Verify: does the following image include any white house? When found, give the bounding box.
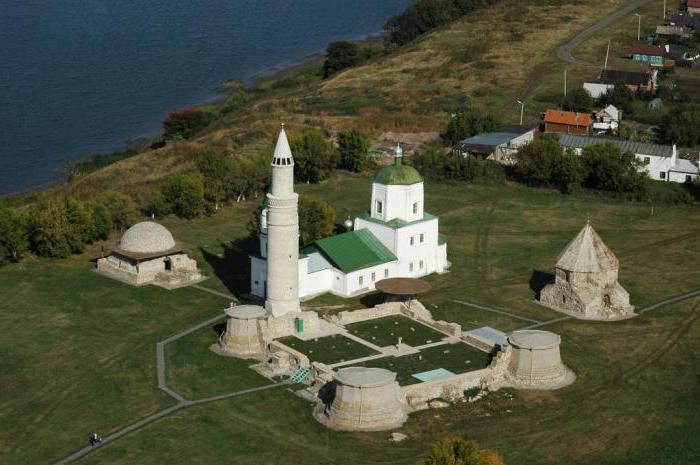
[593,105,620,132]
[250,144,449,300]
[554,134,700,183]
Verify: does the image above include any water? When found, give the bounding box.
[0,0,413,197]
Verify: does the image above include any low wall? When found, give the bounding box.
[312,362,336,384]
[268,340,310,368]
[400,302,462,338]
[330,302,401,326]
[462,333,494,352]
[402,368,491,409]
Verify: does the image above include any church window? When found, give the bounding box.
[384,269,389,278]
[410,236,415,246]
[420,233,424,243]
[660,171,666,179]
[413,202,418,214]
[359,275,364,286]
[376,200,383,214]
[409,263,414,272]
[643,157,650,165]
[419,260,424,269]
[371,272,376,282]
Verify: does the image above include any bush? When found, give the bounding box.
[289,131,339,183]
[425,437,505,465]
[561,87,594,113]
[516,139,583,193]
[100,192,138,231]
[162,173,206,219]
[580,143,647,196]
[323,41,360,78]
[337,129,375,172]
[409,148,505,183]
[162,108,212,141]
[659,104,700,147]
[298,197,336,247]
[139,189,172,219]
[0,207,29,264]
[441,108,501,146]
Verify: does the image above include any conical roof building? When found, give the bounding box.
[540,223,634,320]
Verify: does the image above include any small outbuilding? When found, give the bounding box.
[316,367,407,431]
[540,223,635,320]
[506,330,567,387]
[219,304,267,357]
[97,221,203,288]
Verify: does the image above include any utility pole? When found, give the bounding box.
[663,0,666,20]
[564,68,567,96]
[635,13,642,41]
[517,100,524,125]
[604,40,611,69]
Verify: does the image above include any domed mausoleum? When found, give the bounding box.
[97,221,203,288]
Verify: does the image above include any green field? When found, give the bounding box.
[358,343,490,386]
[277,334,378,365]
[1,171,699,465]
[345,315,447,347]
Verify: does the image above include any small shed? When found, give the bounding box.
[506,330,565,385]
[219,304,267,356]
[318,367,407,431]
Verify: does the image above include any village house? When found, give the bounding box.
[655,24,693,40]
[688,0,700,16]
[583,69,658,99]
[453,124,539,162]
[543,110,592,135]
[630,43,668,67]
[552,134,700,183]
[593,105,620,132]
[669,11,700,29]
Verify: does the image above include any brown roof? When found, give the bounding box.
[543,110,593,127]
[688,0,700,7]
[631,43,665,56]
[375,278,431,295]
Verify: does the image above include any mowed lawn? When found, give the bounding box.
[0,172,699,465]
[345,315,447,347]
[277,334,378,365]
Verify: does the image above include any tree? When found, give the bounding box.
[337,129,374,172]
[290,131,339,183]
[139,189,172,219]
[323,41,360,78]
[516,139,583,193]
[561,87,594,113]
[196,149,232,210]
[580,142,647,195]
[162,173,206,219]
[408,148,505,183]
[29,200,73,258]
[599,82,635,114]
[0,207,29,264]
[162,108,212,141]
[659,104,700,147]
[425,437,505,465]
[298,197,336,247]
[100,192,138,231]
[441,109,501,146]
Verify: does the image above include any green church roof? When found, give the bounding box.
[304,229,396,273]
[373,158,423,185]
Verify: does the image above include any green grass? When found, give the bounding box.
[277,334,378,365]
[2,173,699,465]
[345,315,447,348]
[165,326,270,399]
[358,343,490,386]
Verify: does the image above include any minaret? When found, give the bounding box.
[264,126,300,317]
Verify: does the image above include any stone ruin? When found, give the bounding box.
[540,223,635,320]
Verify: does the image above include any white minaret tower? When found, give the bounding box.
[264,126,300,317]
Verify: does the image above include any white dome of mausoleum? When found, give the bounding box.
[119,221,176,253]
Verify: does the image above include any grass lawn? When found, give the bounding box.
[358,343,490,386]
[165,326,270,399]
[345,315,448,348]
[2,171,699,465]
[277,334,378,365]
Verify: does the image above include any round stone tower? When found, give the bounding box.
[264,127,300,317]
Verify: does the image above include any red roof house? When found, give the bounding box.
[543,110,593,134]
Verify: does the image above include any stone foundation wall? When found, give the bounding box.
[329,303,401,326]
[402,368,491,409]
[268,340,310,368]
[401,301,461,338]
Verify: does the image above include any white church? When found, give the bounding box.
[250,129,449,301]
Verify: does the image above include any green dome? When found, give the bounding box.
[373,160,423,185]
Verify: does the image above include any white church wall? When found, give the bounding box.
[372,183,424,223]
[353,221,397,255]
[299,267,333,298]
[394,218,441,274]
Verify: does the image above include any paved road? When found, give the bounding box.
[557,0,656,65]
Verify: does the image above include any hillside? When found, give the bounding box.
[39,0,660,201]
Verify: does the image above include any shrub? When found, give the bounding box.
[0,207,29,264]
[289,131,339,183]
[580,143,647,195]
[424,437,505,465]
[441,108,501,146]
[323,41,360,78]
[139,189,172,219]
[659,104,700,147]
[409,148,505,183]
[162,173,206,219]
[162,108,212,141]
[100,192,138,231]
[561,87,594,113]
[337,129,374,172]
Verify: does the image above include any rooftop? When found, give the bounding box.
[599,69,653,85]
[556,223,619,273]
[304,229,396,273]
[457,132,523,148]
[543,109,593,127]
[336,367,396,388]
[508,330,560,350]
[356,211,438,229]
[551,134,676,157]
[631,43,665,56]
[373,155,423,185]
[224,305,266,320]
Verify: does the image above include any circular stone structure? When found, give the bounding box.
[318,367,407,431]
[506,330,567,386]
[119,221,176,254]
[219,305,267,357]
